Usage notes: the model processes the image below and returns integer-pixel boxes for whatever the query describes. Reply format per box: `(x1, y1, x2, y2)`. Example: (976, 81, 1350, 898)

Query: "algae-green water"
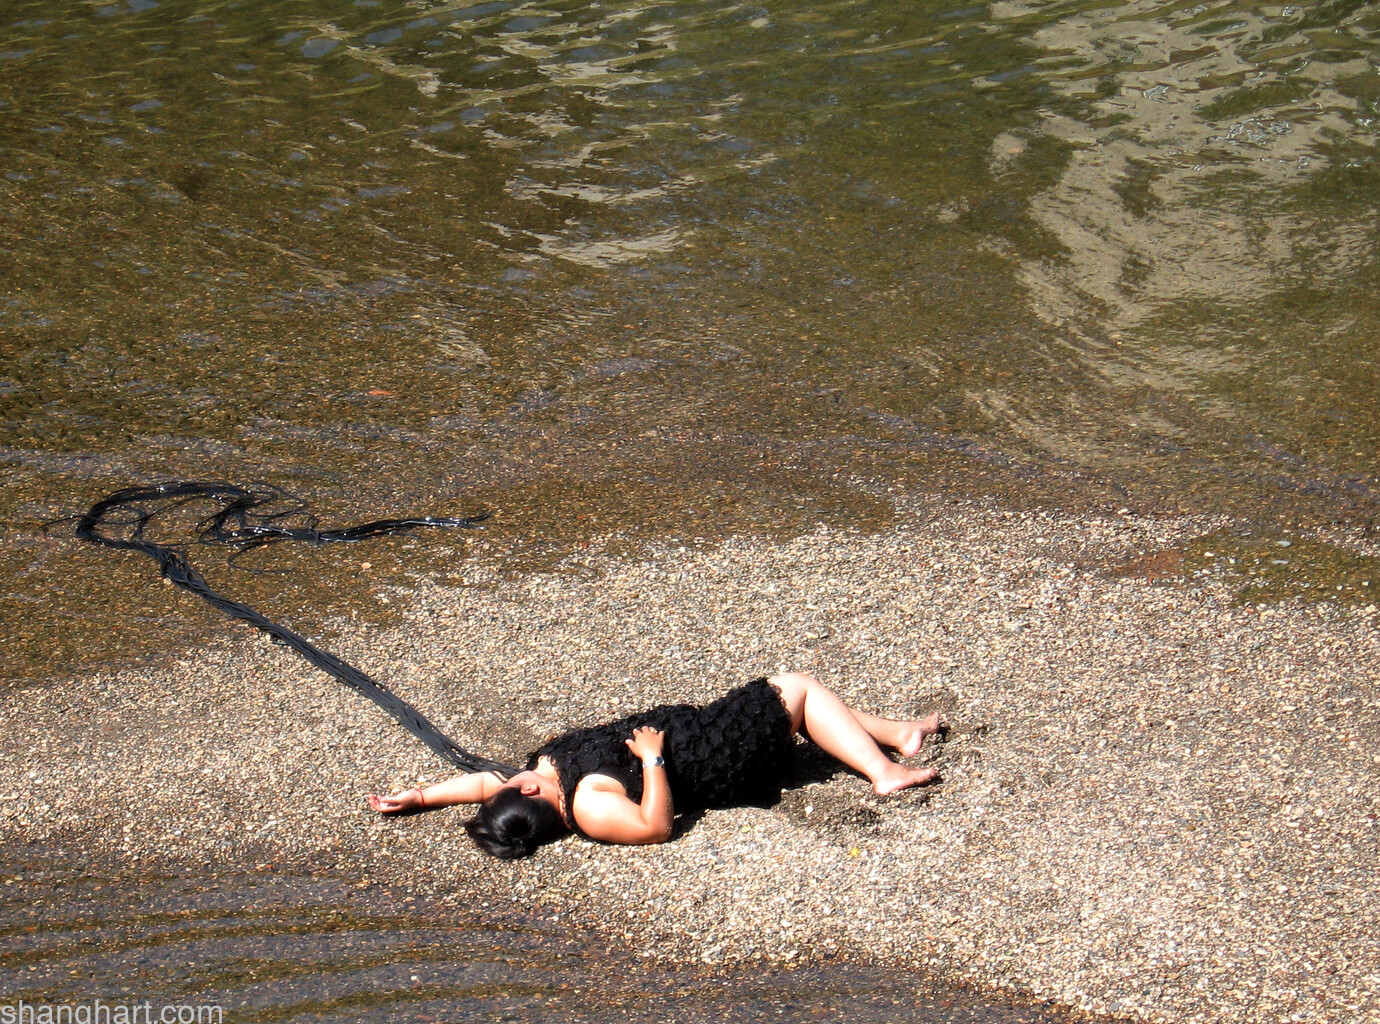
(2, 0, 1378, 1017)
(3, 0, 1378, 678)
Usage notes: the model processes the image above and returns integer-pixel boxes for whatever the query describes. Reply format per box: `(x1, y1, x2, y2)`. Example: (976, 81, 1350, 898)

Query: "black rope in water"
(73, 481, 519, 778)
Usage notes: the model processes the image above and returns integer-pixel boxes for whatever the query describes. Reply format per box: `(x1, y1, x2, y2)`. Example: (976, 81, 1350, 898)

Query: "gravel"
(3, 494, 1377, 1023)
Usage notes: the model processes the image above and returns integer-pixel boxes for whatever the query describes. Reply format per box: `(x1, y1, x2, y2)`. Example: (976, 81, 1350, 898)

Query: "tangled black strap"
(73, 481, 519, 778)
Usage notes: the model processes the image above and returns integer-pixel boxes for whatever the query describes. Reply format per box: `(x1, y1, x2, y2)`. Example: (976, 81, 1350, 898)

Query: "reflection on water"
(1014, 0, 1375, 326)
(1006, 0, 1380, 480)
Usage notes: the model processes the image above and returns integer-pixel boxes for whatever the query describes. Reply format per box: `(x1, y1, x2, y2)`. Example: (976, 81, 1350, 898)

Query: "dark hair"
(464, 787, 567, 859)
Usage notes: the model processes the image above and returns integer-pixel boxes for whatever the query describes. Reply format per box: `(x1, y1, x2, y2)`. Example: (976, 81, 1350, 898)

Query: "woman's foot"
(893, 712, 944, 757)
(872, 763, 941, 795)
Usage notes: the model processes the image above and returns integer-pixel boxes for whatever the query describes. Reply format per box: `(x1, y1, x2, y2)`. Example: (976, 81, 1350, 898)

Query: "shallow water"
(1, 0, 1378, 1016)
(0, 848, 1073, 1024)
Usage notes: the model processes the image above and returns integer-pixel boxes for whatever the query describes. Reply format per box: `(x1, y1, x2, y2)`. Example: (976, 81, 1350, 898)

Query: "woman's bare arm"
(571, 727, 674, 845)
(367, 772, 503, 814)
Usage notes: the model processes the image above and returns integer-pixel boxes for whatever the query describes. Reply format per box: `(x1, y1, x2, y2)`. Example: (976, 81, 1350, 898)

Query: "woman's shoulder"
(569, 770, 656, 843)
(573, 771, 629, 795)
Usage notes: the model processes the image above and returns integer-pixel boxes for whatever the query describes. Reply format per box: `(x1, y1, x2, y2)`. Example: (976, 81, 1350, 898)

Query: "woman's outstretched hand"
(367, 788, 423, 815)
(625, 726, 665, 760)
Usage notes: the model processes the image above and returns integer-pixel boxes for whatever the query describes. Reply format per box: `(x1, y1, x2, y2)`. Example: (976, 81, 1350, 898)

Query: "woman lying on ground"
(367, 672, 943, 859)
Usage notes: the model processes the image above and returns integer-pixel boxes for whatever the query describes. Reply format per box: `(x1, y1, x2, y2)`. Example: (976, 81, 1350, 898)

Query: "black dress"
(525, 677, 795, 837)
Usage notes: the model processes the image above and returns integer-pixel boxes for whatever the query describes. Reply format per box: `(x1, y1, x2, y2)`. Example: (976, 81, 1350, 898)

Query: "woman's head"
(465, 786, 567, 859)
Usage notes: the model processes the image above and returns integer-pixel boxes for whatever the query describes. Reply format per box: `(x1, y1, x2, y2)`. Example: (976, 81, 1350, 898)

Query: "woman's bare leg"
(769, 673, 940, 795)
(849, 708, 943, 757)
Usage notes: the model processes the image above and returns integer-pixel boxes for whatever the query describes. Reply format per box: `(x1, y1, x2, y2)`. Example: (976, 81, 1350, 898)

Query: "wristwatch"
(642, 755, 666, 769)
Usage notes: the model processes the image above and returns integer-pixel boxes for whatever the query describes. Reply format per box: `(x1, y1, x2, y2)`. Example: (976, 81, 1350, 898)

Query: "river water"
(4, 0, 1380, 679)
(2, 846, 1075, 1024)
(1, 0, 1377, 1017)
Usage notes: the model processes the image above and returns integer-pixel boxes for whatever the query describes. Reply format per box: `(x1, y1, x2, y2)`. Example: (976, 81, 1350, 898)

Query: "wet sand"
(3, 495, 1377, 1023)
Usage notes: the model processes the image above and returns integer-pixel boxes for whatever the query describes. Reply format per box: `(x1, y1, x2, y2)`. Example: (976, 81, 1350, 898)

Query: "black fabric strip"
(73, 481, 518, 778)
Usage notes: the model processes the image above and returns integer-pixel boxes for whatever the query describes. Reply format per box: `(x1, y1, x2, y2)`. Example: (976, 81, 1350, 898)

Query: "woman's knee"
(767, 672, 817, 728)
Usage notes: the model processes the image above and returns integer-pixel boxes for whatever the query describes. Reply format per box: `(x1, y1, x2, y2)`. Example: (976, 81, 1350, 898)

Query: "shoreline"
(3, 495, 1377, 1023)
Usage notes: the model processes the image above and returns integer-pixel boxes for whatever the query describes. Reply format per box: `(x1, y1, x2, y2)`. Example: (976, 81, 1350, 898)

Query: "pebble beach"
(3, 495, 1377, 1023)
